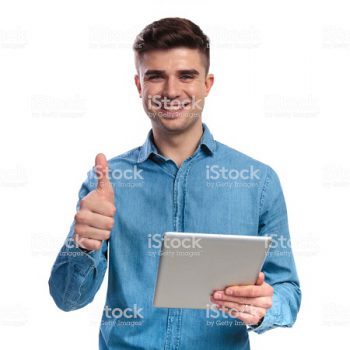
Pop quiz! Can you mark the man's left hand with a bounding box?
[210,272,274,326]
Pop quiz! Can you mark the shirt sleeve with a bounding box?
[247,166,302,334]
[48,168,108,312]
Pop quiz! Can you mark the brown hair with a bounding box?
[133,17,210,74]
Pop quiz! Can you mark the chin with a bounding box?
[159,117,200,134]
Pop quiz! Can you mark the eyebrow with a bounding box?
[144,69,200,76]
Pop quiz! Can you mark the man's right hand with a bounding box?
[74,153,116,251]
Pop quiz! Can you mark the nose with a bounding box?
[163,76,181,100]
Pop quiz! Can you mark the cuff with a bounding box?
[57,240,104,273]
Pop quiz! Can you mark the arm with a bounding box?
[48,221,108,312]
[211,166,301,333]
[48,154,115,311]
[248,166,302,333]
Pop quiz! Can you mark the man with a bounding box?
[49,17,301,349]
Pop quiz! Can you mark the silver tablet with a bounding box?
[153,232,272,309]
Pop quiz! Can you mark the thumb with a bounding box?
[255,272,265,286]
[95,153,113,198]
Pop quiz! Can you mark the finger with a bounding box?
[255,272,265,285]
[219,305,263,326]
[95,153,114,199]
[225,282,273,298]
[75,234,103,251]
[75,209,115,230]
[74,224,111,241]
[80,195,116,217]
[212,291,272,309]
[211,298,265,319]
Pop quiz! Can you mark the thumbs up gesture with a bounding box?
[74,153,116,251]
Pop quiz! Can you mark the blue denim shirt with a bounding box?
[49,123,301,349]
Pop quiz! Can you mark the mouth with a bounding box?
[159,107,185,118]
[159,102,190,113]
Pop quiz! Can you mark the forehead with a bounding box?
[138,47,205,73]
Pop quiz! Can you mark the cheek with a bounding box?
[189,93,206,110]
[142,84,163,100]
[185,84,206,103]
[141,88,161,111]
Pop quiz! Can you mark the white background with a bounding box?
[1,0,349,349]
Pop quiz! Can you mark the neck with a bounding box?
[152,121,204,168]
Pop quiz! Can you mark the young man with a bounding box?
[49,17,301,349]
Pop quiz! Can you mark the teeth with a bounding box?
[162,107,183,110]
[161,103,189,110]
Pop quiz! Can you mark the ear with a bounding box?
[204,73,214,97]
[134,74,142,98]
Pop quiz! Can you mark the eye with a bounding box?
[147,75,163,81]
[180,75,194,80]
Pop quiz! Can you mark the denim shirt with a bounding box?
[49,123,301,349]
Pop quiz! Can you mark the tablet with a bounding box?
[153,232,272,309]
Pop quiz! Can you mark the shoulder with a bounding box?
[107,146,142,167]
[214,141,276,177]
[213,141,283,195]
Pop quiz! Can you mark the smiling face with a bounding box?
[134,47,214,134]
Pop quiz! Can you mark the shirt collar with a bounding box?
[137,123,216,164]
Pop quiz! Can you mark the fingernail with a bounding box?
[214,291,223,299]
